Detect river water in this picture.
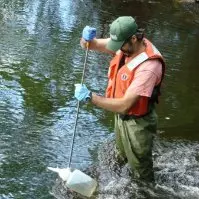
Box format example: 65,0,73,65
0,0,199,198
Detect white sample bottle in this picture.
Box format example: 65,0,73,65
66,169,97,197
48,167,97,197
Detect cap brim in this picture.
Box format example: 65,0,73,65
106,39,124,52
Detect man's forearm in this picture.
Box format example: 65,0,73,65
90,93,139,114
81,38,115,55
92,38,114,54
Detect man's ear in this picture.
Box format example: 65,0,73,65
131,35,137,43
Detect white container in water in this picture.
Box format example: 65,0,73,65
66,169,97,197
48,167,97,197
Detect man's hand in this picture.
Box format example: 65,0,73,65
82,26,96,41
74,84,91,102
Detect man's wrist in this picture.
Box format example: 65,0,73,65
86,91,92,102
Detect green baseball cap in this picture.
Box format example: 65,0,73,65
106,16,138,52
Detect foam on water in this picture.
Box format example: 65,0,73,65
153,136,199,198
50,135,199,198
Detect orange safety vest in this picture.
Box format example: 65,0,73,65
105,39,165,117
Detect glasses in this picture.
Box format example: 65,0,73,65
120,41,131,54
120,36,133,52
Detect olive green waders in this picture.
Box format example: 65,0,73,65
115,109,158,182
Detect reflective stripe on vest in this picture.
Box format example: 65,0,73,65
152,44,161,56
127,52,148,71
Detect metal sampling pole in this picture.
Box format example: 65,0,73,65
68,42,89,167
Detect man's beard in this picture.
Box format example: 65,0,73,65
124,42,134,57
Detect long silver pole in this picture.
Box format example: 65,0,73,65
68,43,89,168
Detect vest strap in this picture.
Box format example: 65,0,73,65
152,44,161,56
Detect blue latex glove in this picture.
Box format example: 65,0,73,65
82,26,96,41
75,84,91,102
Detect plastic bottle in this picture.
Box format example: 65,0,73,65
66,169,97,197
48,167,97,197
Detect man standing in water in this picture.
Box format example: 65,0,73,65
75,16,165,182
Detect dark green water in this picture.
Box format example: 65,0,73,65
0,0,199,198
